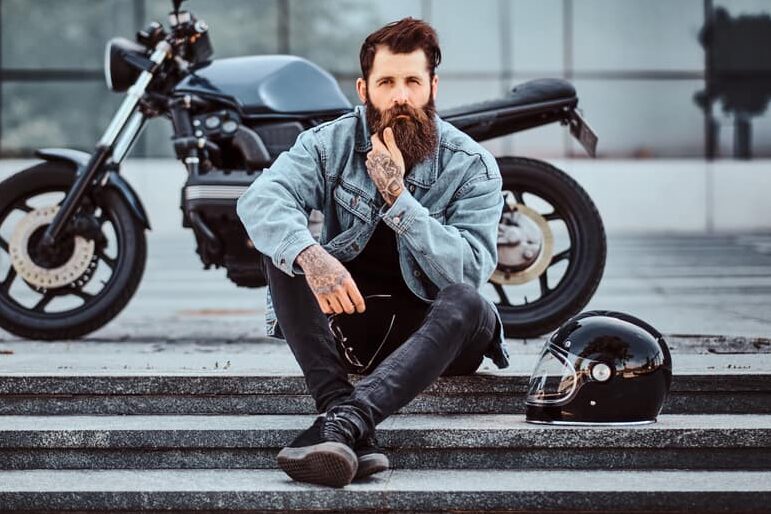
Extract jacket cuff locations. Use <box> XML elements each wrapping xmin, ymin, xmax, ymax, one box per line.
<box><xmin>379</xmin><ymin>188</ymin><xmax>426</xmax><ymax>234</ymax></box>
<box><xmin>274</xmin><ymin>230</ymin><xmax>318</xmax><ymax>277</ymax></box>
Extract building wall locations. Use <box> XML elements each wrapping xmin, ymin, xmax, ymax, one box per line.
<box><xmin>1</xmin><ymin>0</ymin><xmax>769</xmax><ymax>159</ymax></box>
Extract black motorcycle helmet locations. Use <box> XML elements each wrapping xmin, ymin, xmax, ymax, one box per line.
<box><xmin>525</xmin><ymin>310</ymin><xmax>673</xmax><ymax>425</ymax></box>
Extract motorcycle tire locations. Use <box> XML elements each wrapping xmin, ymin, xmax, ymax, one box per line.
<box><xmin>494</xmin><ymin>156</ymin><xmax>606</xmax><ymax>338</ymax></box>
<box><xmin>0</xmin><ymin>162</ymin><xmax>146</xmax><ymax>340</ymax></box>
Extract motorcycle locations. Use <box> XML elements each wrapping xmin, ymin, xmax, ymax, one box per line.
<box><xmin>0</xmin><ymin>0</ymin><xmax>603</xmax><ymax>341</ymax></box>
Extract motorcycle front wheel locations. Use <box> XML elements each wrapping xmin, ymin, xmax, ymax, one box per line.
<box><xmin>490</xmin><ymin>156</ymin><xmax>606</xmax><ymax>338</ymax></box>
<box><xmin>0</xmin><ymin>162</ymin><xmax>146</xmax><ymax>340</ymax></box>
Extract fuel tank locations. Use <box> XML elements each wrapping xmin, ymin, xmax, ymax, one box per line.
<box><xmin>174</xmin><ymin>55</ymin><xmax>353</xmax><ymax>116</ymax></box>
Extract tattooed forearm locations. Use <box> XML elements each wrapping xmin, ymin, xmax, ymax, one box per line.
<box><xmin>367</xmin><ymin>152</ymin><xmax>404</xmax><ymax>205</ymax></box>
<box><xmin>296</xmin><ymin>244</ymin><xmax>348</xmax><ymax>295</ymax></box>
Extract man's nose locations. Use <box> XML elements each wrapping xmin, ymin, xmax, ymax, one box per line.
<box><xmin>392</xmin><ymin>86</ymin><xmax>409</xmax><ymax>105</ymax></box>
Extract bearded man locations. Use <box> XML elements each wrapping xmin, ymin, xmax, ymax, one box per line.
<box><xmin>237</xmin><ymin>17</ymin><xmax>509</xmax><ymax>488</ymax></box>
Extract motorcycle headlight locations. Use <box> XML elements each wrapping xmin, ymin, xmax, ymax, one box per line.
<box><xmin>104</xmin><ymin>37</ymin><xmax>147</xmax><ymax>92</ymax></box>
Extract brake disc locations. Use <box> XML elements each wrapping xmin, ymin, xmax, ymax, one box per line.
<box><xmin>491</xmin><ymin>194</ymin><xmax>554</xmax><ymax>286</ymax></box>
<box><xmin>9</xmin><ymin>205</ymin><xmax>96</xmax><ymax>290</ymax></box>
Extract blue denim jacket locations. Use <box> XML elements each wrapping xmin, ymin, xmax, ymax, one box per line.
<box><xmin>236</xmin><ymin>104</ymin><xmax>510</xmax><ymax>369</ymax></box>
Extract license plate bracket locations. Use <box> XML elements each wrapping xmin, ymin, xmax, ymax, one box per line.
<box><xmin>568</xmin><ymin>109</ymin><xmax>598</xmax><ymax>157</ymax></box>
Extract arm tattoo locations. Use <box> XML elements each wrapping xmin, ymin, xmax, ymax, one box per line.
<box><xmin>367</xmin><ymin>152</ymin><xmax>404</xmax><ymax>205</ymax></box>
<box><xmin>296</xmin><ymin>244</ymin><xmax>348</xmax><ymax>295</ymax></box>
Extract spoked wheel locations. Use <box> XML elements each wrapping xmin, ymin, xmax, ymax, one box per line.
<box><xmin>0</xmin><ymin>162</ymin><xmax>146</xmax><ymax>340</ymax></box>
<box><xmin>486</xmin><ymin>157</ymin><xmax>606</xmax><ymax>338</ymax></box>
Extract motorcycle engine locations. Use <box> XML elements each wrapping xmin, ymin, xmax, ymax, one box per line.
<box><xmin>182</xmin><ymin>167</ymin><xmax>324</xmax><ymax>288</ymax></box>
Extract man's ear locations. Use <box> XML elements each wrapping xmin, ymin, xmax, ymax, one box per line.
<box><xmin>431</xmin><ymin>74</ymin><xmax>439</xmax><ymax>101</ymax></box>
<box><xmin>356</xmin><ymin>77</ymin><xmax>367</xmax><ymax>104</ymax></box>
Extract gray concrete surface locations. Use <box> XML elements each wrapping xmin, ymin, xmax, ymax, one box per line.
<box><xmin>0</xmin><ymin>340</ymin><xmax>767</xmax><ymax>376</ymax></box>
<box><xmin>2</xmin><ymin>162</ymin><xmax>771</xmax><ymax>512</ymax></box>
<box><xmin>0</xmin><ymin>414</ymin><xmax>768</xmax><ymax>472</ymax></box>
<box><xmin>0</xmin><ymin>413</ymin><xmax>767</xmax><ymax>446</ymax></box>
<box><xmin>0</xmin><ymin>469</ymin><xmax>769</xmax><ymax>512</ymax></box>
<box><xmin>2</xmin><ymin>231</ymin><xmax>771</xmax><ymax>345</ymax></box>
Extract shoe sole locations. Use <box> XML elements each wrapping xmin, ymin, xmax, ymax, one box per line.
<box><xmin>277</xmin><ymin>441</ymin><xmax>358</xmax><ymax>488</ymax></box>
<box><xmin>355</xmin><ymin>453</ymin><xmax>390</xmax><ymax>479</ymax></box>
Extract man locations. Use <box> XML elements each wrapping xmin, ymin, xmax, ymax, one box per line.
<box><xmin>236</xmin><ymin>17</ymin><xmax>509</xmax><ymax>488</ymax></box>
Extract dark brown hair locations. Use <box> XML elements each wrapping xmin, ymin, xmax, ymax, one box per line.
<box><xmin>359</xmin><ymin>17</ymin><xmax>442</xmax><ymax>81</ymax></box>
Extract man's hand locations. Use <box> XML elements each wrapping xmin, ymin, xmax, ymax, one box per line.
<box><xmin>296</xmin><ymin>244</ymin><xmax>365</xmax><ymax>315</ymax></box>
<box><xmin>367</xmin><ymin>127</ymin><xmax>405</xmax><ymax>206</ymax></box>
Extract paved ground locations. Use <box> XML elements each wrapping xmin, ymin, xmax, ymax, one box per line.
<box><xmin>4</xmin><ymin>230</ymin><xmax>768</xmax><ymax>341</ymax></box>
<box><xmin>2</xmin><ymin>231</ymin><xmax>771</xmax><ymax>342</ymax></box>
<box><xmin>0</xmin><ymin>231</ymin><xmax>769</xmax><ymax>375</ymax></box>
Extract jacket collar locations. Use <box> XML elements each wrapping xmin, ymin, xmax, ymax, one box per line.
<box><xmin>353</xmin><ymin>104</ymin><xmax>441</xmax><ymax>188</ymax></box>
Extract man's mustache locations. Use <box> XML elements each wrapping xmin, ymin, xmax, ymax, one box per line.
<box><xmin>380</xmin><ymin>104</ymin><xmax>428</xmax><ymax>126</ymax></box>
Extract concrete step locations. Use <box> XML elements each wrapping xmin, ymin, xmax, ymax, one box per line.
<box><xmin>0</xmin><ymin>469</ymin><xmax>769</xmax><ymax>512</ymax></box>
<box><xmin>0</xmin><ymin>414</ymin><xmax>768</xmax><ymax>471</ymax></box>
<box><xmin>0</xmin><ymin>369</ymin><xmax>768</xmax><ymax>415</ymax></box>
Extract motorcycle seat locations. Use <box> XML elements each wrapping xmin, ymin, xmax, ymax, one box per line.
<box><xmin>439</xmin><ymin>78</ymin><xmax>576</xmax><ymax>118</ymax></box>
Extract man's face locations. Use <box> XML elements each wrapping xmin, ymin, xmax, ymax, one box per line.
<box><xmin>356</xmin><ymin>46</ymin><xmax>439</xmax><ymax>170</ymax></box>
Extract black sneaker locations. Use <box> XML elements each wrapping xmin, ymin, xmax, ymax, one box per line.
<box><xmin>354</xmin><ymin>433</ymin><xmax>389</xmax><ymax>479</ymax></box>
<box><xmin>277</xmin><ymin>409</ymin><xmax>359</xmax><ymax>488</ymax></box>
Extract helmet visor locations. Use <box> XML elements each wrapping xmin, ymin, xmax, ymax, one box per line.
<box><xmin>526</xmin><ymin>344</ymin><xmax>577</xmax><ymax>405</ymax></box>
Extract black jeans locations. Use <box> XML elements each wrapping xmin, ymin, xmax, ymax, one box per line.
<box><xmin>262</xmin><ymin>255</ymin><xmax>498</xmax><ymax>438</ymax></box>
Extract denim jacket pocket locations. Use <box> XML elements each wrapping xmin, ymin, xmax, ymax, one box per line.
<box><xmin>333</xmin><ymin>183</ymin><xmax>374</xmax><ymax>225</ymax></box>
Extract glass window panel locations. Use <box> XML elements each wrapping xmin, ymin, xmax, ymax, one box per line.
<box><xmin>145</xmin><ymin>0</ymin><xmax>280</xmax><ymax>57</ymax></box>
<box><xmin>573</xmin><ymin>0</ymin><xmax>704</xmax><ymax>72</ymax></box>
<box><xmin>1</xmin><ymin>0</ymin><xmax>135</xmax><ymax>69</ymax></box>
<box><xmin>567</xmin><ymin>79</ymin><xmax>705</xmax><ymax>158</ymax></box>
<box><xmin>135</xmin><ymin>119</ymin><xmax>174</xmax><ymax>158</ymax></box>
<box><xmin>335</xmin><ymin>78</ymin><xmax>361</xmax><ymax>108</ymax></box>
<box><xmin>435</xmin><ymin>77</ymin><xmax>502</xmax><ymax>111</ymax></box>
<box><xmin>288</xmin><ymin>0</ymin><xmax>381</xmax><ymax>74</ymax></box>
<box><xmin>510</xmin><ymin>0</ymin><xmax>564</xmax><ymax>74</ymax></box>
<box><xmin>430</xmin><ymin>0</ymin><xmax>502</xmax><ymax>74</ymax></box>
<box><xmin>372</xmin><ymin>0</ymin><xmax>425</xmax><ymax>22</ymax></box>
<box><xmin>1</xmin><ymin>81</ymin><xmax>121</xmax><ymax>156</ymax></box>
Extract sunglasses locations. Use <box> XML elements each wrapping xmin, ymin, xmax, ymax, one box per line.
<box><xmin>327</xmin><ymin>294</ymin><xmax>396</xmax><ymax>373</ymax></box>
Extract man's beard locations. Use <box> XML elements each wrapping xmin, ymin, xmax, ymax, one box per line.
<box><xmin>365</xmin><ymin>92</ymin><xmax>438</xmax><ymax>173</ymax></box>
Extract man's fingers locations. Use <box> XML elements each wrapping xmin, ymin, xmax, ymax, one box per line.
<box><xmin>337</xmin><ymin>292</ymin><xmax>356</xmax><ymax>315</ymax></box>
<box><xmin>371</xmin><ymin>134</ymin><xmax>389</xmax><ymax>155</ymax></box>
<box><xmin>316</xmin><ymin>295</ymin><xmax>332</xmax><ymax>315</ymax></box>
<box><xmin>383</xmin><ymin>127</ymin><xmax>403</xmax><ymax>160</ymax></box>
<box><xmin>326</xmin><ymin>294</ymin><xmax>345</xmax><ymax>315</ymax></box>
<box><xmin>383</xmin><ymin>127</ymin><xmax>396</xmax><ymax>147</ymax></box>
<box><xmin>345</xmin><ymin>280</ymin><xmax>366</xmax><ymax>313</ymax></box>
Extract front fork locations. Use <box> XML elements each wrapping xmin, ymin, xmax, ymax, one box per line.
<box><xmin>39</xmin><ymin>41</ymin><xmax>171</xmax><ymax>248</ymax></box>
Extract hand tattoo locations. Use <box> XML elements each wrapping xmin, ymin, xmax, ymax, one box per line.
<box><xmin>296</xmin><ymin>244</ymin><xmax>349</xmax><ymax>295</ymax></box>
<box><xmin>367</xmin><ymin>152</ymin><xmax>404</xmax><ymax>205</ymax></box>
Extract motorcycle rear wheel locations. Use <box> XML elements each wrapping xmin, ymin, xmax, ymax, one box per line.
<box><xmin>0</xmin><ymin>162</ymin><xmax>146</xmax><ymax>340</ymax></box>
<box><xmin>492</xmin><ymin>156</ymin><xmax>606</xmax><ymax>338</ymax></box>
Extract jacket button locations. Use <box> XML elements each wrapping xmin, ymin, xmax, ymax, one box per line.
<box><xmin>393</xmin><ymin>216</ymin><xmax>400</xmax><ymax>224</ymax></box>
<box><xmin>409</xmin><ymin>184</ymin><xmax>415</xmax><ymax>192</ymax></box>
<box><xmin>413</xmin><ymin>270</ymin><xmax>421</xmax><ymax>277</ymax></box>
